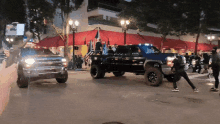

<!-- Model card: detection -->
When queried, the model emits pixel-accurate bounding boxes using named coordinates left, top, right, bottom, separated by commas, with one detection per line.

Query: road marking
left=188, top=73, right=208, bottom=79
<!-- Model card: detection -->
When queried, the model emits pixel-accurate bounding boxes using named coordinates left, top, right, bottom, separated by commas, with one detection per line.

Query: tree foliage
left=118, top=0, right=220, bottom=54
left=28, top=0, right=56, bottom=41
left=52, top=0, right=84, bottom=58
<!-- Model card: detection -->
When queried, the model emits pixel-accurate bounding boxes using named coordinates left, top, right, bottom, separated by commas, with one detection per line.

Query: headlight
left=61, top=58, right=67, bottom=67
left=25, top=58, right=35, bottom=65
left=10, top=38, right=14, bottom=42
left=167, top=57, right=175, bottom=61
left=62, top=58, right=67, bottom=62
left=166, top=56, right=175, bottom=67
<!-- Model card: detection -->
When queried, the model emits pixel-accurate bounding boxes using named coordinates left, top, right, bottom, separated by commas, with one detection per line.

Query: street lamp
left=207, top=35, right=215, bottom=41
left=69, top=19, right=79, bottom=69
left=120, top=20, right=130, bottom=45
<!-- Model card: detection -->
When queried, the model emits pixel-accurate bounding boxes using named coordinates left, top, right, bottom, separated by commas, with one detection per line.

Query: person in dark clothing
left=201, top=53, right=210, bottom=74
left=172, top=56, right=199, bottom=92
left=189, top=53, right=195, bottom=66
left=184, top=53, right=190, bottom=63
left=193, top=55, right=202, bottom=73
left=107, top=46, right=114, bottom=55
left=210, top=48, right=220, bottom=92
left=95, top=39, right=102, bottom=55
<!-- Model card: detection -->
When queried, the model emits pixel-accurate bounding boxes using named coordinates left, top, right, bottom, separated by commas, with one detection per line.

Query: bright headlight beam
left=25, top=58, right=35, bottom=65
left=62, top=58, right=67, bottom=62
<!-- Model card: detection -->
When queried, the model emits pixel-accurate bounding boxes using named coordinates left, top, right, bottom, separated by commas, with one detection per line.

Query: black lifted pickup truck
left=16, top=48, right=68, bottom=88
left=90, top=43, right=187, bottom=86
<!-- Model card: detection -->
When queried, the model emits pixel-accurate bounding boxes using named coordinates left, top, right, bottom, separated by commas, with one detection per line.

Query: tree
left=52, top=0, right=84, bottom=59
left=176, top=0, right=220, bottom=54
left=118, top=0, right=182, bottom=50
left=28, top=0, right=56, bottom=41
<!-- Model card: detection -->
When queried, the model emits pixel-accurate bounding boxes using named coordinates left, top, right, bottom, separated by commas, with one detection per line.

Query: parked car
left=16, top=47, right=68, bottom=88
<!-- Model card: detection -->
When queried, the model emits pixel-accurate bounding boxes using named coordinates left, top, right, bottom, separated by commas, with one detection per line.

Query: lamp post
left=120, top=20, right=130, bottom=45
left=69, top=19, right=79, bottom=69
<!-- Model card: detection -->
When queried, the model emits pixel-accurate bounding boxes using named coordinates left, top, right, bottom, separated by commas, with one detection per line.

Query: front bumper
left=23, top=66, right=67, bottom=78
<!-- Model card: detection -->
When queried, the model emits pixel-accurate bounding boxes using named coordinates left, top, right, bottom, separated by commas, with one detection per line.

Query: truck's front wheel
left=144, top=67, right=163, bottom=86
left=17, top=68, right=29, bottom=88
left=113, top=71, right=125, bottom=77
left=90, top=65, right=105, bottom=79
left=166, top=74, right=181, bottom=82
left=56, top=71, right=68, bottom=83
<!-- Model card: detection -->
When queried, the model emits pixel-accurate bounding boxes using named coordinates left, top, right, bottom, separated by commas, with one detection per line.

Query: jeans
left=173, top=69, right=196, bottom=89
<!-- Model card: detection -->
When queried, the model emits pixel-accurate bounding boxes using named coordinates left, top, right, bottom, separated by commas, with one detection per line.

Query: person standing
left=194, top=54, right=202, bottom=73
left=172, top=56, right=199, bottom=92
left=210, top=48, right=220, bottom=92
left=201, top=53, right=210, bottom=74
left=95, top=39, right=102, bottom=55
left=189, top=53, right=195, bottom=67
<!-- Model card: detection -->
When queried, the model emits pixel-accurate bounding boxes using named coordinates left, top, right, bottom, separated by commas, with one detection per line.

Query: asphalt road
left=0, top=69, right=220, bottom=124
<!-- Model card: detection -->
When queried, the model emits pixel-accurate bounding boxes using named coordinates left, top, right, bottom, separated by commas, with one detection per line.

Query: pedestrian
left=194, top=54, right=202, bottom=73
left=184, top=53, right=190, bottom=63
left=201, top=53, right=210, bottom=74
left=108, top=46, right=114, bottom=55
left=209, top=47, right=220, bottom=92
left=95, top=39, right=102, bottom=55
left=189, top=53, right=195, bottom=67
left=172, top=56, right=199, bottom=92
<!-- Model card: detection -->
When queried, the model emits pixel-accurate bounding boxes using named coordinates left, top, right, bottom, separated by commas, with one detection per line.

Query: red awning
left=185, top=42, right=195, bottom=50
left=137, top=35, right=161, bottom=48
left=68, top=30, right=97, bottom=45
left=36, top=36, right=62, bottom=47
left=99, top=30, right=124, bottom=45
left=163, top=39, right=187, bottom=50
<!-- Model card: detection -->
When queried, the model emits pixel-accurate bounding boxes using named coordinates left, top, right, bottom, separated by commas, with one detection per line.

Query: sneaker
left=193, top=88, right=199, bottom=93
left=172, top=88, right=179, bottom=92
left=210, top=87, right=219, bottom=92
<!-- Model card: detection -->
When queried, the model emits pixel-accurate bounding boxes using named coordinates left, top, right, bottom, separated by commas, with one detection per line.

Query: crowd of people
left=172, top=47, right=220, bottom=92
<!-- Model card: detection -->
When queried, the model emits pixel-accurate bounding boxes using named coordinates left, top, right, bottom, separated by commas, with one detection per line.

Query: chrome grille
left=35, top=57, right=62, bottom=67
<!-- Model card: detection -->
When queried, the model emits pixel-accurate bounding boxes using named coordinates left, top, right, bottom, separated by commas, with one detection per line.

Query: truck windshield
left=151, top=46, right=160, bottom=53
left=21, top=48, right=55, bottom=57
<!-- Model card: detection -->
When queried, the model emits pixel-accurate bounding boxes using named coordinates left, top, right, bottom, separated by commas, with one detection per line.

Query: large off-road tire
left=90, top=65, right=105, bottom=79
left=56, top=71, right=68, bottom=83
left=113, top=71, right=125, bottom=77
left=166, top=74, right=181, bottom=82
left=144, top=67, right=163, bottom=86
left=17, top=68, right=29, bottom=88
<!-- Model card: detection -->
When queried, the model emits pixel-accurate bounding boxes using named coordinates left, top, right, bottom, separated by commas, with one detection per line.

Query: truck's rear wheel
left=17, top=68, right=29, bottom=88
left=56, top=71, right=68, bottom=83
left=144, top=67, right=163, bottom=86
left=90, top=65, right=105, bottom=79
left=166, top=74, right=181, bottom=82
left=113, top=71, right=125, bottom=77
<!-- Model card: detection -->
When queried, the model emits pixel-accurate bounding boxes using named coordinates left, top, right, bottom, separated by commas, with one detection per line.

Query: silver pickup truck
left=17, top=48, right=68, bottom=88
